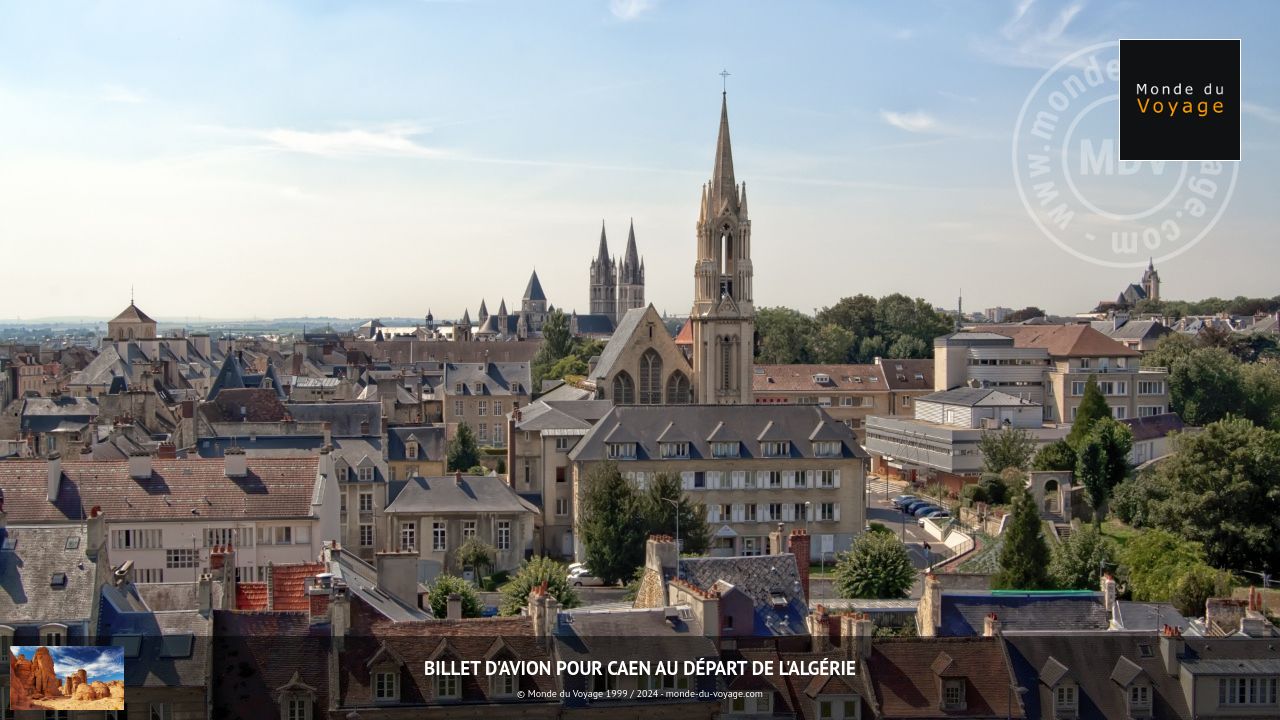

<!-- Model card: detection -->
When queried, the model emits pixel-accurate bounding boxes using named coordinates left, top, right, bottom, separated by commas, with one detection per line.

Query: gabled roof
left=385, top=475, right=539, bottom=515
left=868, top=637, right=1024, bottom=718
left=0, top=525, right=97, bottom=625
left=1120, top=413, right=1187, bottom=442
left=111, top=303, right=156, bottom=324
left=917, top=387, right=1038, bottom=408
left=939, top=591, right=1109, bottom=636
left=387, top=425, right=446, bottom=463
left=211, top=611, right=330, bottom=717
left=988, top=324, right=1141, bottom=358
left=753, top=364, right=886, bottom=392
left=679, top=554, right=809, bottom=637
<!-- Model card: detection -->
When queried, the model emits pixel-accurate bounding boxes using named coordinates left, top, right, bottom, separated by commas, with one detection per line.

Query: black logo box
left=1119, top=39, right=1240, bottom=161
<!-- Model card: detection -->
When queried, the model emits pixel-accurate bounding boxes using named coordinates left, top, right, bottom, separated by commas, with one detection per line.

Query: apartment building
left=752, top=364, right=890, bottom=443
left=440, top=361, right=530, bottom=447
left=568, top=404, right=867, bottom=560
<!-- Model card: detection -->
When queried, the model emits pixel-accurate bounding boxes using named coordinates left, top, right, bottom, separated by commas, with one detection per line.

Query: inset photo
left=9, top=645, right=125, bottom=712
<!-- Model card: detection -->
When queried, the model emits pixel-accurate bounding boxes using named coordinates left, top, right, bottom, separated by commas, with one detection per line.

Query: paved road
left=865, top=478, right=943, bottom=570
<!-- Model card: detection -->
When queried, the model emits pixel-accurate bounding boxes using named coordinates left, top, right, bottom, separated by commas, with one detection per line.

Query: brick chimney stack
left=788, top=529, right=811, bottom=603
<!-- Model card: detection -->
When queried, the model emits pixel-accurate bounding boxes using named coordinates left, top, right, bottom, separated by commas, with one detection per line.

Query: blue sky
left=0, top=0, right=1276, bottom=321
left=11, top=646, right=124, bottom=684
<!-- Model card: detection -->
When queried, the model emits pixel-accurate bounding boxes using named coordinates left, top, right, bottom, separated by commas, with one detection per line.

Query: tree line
left=756, top=293, right=956, bottom=364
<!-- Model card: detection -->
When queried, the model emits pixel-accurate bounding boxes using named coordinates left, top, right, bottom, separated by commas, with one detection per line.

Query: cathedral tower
left=589, top=221, right=618, bottom=321
left=1142, top=258, right=1160, bottom=303
left=617, top=219, right=645, bottom=321
left=690, top=92, right=754, bottom=404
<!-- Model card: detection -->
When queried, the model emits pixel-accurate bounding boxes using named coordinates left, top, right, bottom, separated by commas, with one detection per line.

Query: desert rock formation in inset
left=9, top=648, right=124, bottom=711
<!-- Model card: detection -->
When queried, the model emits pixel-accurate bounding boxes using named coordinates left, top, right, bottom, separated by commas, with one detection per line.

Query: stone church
left=572, top=220, right=646, bottom=337
left=590, top=91, right=756, bottom=405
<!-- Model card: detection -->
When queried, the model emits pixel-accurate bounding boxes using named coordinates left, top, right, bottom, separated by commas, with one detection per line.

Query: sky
left=0, top=0, right=1277, bottom=322
left=11, top=646, right=125, bottom=684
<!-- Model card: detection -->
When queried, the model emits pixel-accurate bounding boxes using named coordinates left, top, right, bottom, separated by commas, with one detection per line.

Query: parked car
left=567, top=562, right=587, bottom=574
left=919, top=511, right=951, bottom=525
left=913, top=504, right=942, bottom=518
left=568, top=568, right=606, bottom=587
left=903, top=500, right=933, bottom=514
left=891, top=495, right=917, bottom=508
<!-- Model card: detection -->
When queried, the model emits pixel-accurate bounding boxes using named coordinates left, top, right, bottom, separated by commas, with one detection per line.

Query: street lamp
left=804, top=501, right=811, bottom=536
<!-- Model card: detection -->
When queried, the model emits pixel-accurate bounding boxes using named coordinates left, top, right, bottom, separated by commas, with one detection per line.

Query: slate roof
left=99, top=595, right=211, bottom=688
left=200, top=388, right=288, bottom=422
left=0, top=524, right=97, bottom=625
left=570, top=404, right=867, bottom=463
left=211, top=611, right=330, bottom=720
left=385, top=475, right=540, bottom=516
left=524, top=270, right=547, bottom=302
left=570, top=313, right=616, bottom=336
left=679, top=554, right=809, bottom=636
left=938, top=591, right=1110, bottom=636
left=1120, top=413, right=1187, bottom=442
left=0, top=457, right=320, bottom=523
left=515, top=399, right=614, bottom=433
left=284, top=401, right=382, bottom=437
left=987, top=323, right=1141, bottom=358
left=868, top=637, right=1024, bottom=718
left=1095, top=318, right=1171, bottom=342
left=1181, top=636, right=1280, bottom=674
left=916, top=387, right=1038, bottom=408
left=386, top=425, right=446, bottom=463
left=589, top=306, right=650, bottom=381
left=326, top=550, right=430, bottom=622
left=727, top=646, right=872, bottom=720
left=442, top=362, right=531, bottom=397
left=1004, top=633, right=1192, bottom=720
left=753, top=364, right=886, bottom=392
left=18, top=396, right=99, bottom=434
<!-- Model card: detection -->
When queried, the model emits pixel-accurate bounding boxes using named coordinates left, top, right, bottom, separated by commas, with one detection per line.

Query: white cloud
left=610, top=0, right=654, bottom=21
left=880, top=110, right=942, bottom=134
left=980, top=0, right=1100, bottom=70
left=102, top=84, right=146, bottom=104
left=51, top=650, right=120, bottom=682
left=203, top=124, right=445, bottom=160
left=1243, top=102, right=1280, bottom=125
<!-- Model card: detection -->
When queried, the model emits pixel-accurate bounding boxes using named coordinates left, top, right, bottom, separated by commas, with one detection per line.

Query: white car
left=567, top=562, right=587, bottom=574
left=568, top=567, right=606, bottom=587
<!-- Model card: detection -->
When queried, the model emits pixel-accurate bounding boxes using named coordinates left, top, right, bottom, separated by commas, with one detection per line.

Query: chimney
left=329, top=580, right=351, bottom=649
left=375, top=552, right=421, bottom=611
left=112, top=560, right=134, bottom=587
left=789, top=529, right=811, bottom=603
left=529, top=582, right=548, bottom=638
left=1101, top=573, right=1117, bottom=614
left=322, top=421, right=333, bottom=448
left=768, top=523, right=785, bottom=556
left=544, top=593, right=561, bottom=639
left=838, top=613, right=874, bottom=659
left=46, top=452, right=62, bottom=502
left=455, top=470, right=463, bottom=486
left=446, top=593, right=462, bottom=621
left=1159, top=624, right=1184, bottom=676
left=86, top=506, right=105, bottom=561
left=197, top=573, right=213, bottom=614
left=644, top=535, right=679, bottom=581
left=1240, top=609, right=1269, bottom=638
left=917, top=571, right=942, bottom=637
left=209, top=545, right=236, bottom=607
left=807, top=605, right=832, bottom=652
left=128, top=451, right=152, bottom=480
left=224, top=447, right=247, bottom=478
left=983, top=612, right=1002, bottom=637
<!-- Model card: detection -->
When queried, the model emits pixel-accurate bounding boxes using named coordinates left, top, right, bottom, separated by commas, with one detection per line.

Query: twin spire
left=595, top=219, right=643, bottom=277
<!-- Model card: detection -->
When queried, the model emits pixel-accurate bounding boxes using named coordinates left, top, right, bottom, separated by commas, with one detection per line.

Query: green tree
left=886, top=335, right=930, bottom=359
left=578, top=461, right=647, bottom=584
left=1033, top=439, right=1077, bottom=471
left=641, top=473, right=710, bottom=555
left=817, top=295, right=879, bottom=340
left=833, top=530, right=916, bottom=599
left=809, top=323, right=856, bottom=363
left=1076, top=418, right=1133, bottom=529
left=755, top=307, right=817, bottom=363
left=454, top=537, right=496, bottom=583
left=1168, top=347, right=1244, bottom=425
left=1241, top=362, right=1280, bottom=431
left=1142, top=332, right=1198, bottom=371
left=1120, top=530, right=1209, bottom=602
left=531, top=308, right=574, bottom=389
left=426, top=574, right=484, bottom=618
left=446, top=423, right=480, bottom=472
left=1007, top=306, right=1046, bottom=322
left=1147, top=417, right=1280, bottom=573
left=1066, top=375, right=1111, bottom=448
left=978, top=427, right=1036, bottom=473
left=1110, top=470, right=1174, bottom=528
left=1169, top=565, right=1236, bottom=619
left=1050, top=525, right=1115, bottom=589
left=992, top=489, right=1053, bottom=590
left=498, top=556, right=581, bottom=616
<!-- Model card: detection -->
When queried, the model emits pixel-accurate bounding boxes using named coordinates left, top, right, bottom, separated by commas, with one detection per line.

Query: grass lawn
left=1100, top=518, right=1142, bottom=549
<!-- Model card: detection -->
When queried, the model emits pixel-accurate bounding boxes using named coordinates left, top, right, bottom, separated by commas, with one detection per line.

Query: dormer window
left=761, top=441, right=788, bottom=458
left=472, top=382, right=484, bottom=394
left=607, top=442, right=636, bottom=460
left=40, top=623, right=67, bottom=646
left=660, top=442, right=689, bottom=459
left=712, top=442, right=739, bottom=458
left=455, top=382, right=463, bottom=394
left=436, top=674, right=460, bottom=700
left=812, top=373, right=831, bottom=384
left=817, top=696, right=862, bottom=719
left=1054, top=685, right=1078, bottom=716
left=492, top=673, right=517, bottom=698
left=374, top=669, right=399, bottom=703
left=1128, top=684, right=1151, bottom=714
left=942, top=679, right=966, bottom=710
left=406, top=441, right=419, bottom=459
left=284, top=697, right=311, bottom=720
left=813, top=441, right=841, bottom=457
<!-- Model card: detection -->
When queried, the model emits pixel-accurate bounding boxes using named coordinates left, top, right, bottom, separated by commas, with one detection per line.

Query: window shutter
left=784, top=472, right=794, bottom=489
left=681, top=471, right=695, bottom=490
left=782, top=504, right=794, bottom=522
left=833, top=504, right=841, bottom=521
left=756, top=471, right=768, bottom=487
left=833, top=469, right=841, bottom=488
left=708, top=471, right=720, bottom=489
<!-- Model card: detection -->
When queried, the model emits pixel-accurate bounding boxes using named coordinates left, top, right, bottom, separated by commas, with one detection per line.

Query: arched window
left=720, top=337, right=734, bottom=391
left=639, top=350, right=663, bottom=404
left=612, top=372, right=634, bottom=404
left=665, top=372, right=691, bottom=404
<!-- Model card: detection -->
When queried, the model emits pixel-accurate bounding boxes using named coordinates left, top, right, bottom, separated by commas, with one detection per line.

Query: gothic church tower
left=589, top=221, right=618, bottom=320
left=616, top=219, right=645, bottom=321
left=690, top=92, right=754, bottom=404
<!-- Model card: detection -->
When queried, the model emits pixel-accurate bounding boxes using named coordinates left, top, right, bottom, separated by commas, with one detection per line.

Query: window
left=1071, top=381, right=1086, bottom=396
left=1138, top=380, right=1165, bottom=395
left=432, top=522, right=447, bottom=552
left=399, top=522, right=416, bottom=551
left=813, top=441, right=841, bottom=457
left=728, top=694, right=773, bottom=715
left=612, top=372, right=635, bottom=404
left=40, top=624, right=66, bottom=646
left=942, top=680, right=965, bottom=709
left=1129, top=684, right=1151, bottom=709
left=454, top=400, right=464, bottom=417
left=902, top=396, right=912, bottom=407
left=556, top=498, right=569, bottom=516
left=337, top=466, right=349, bottom=482
left=767, top=471, right=783, bottom=488
left=436, top=674, right=459, bottom=699
left=666, top=372, right=691, bottom=404
left=359, top=525, right=374, bottom=547
left=607, top=443, right=636, bottom=459
left=1218, top=677, right=1277, bottom=706
left=768, top=503, right=783, bottom=521
left=406, top=441, right=419, bottom=459
left=817, top=697, right=861, bottom=720
left=478, top=423, right=488, bottom=442
left=494, top=424, right=505, bottom=446
left=166, top=549, right=197, bottom=569
left=761, top=441, right=788, bottom=457
left=463, top=521, right=476, bottom=540
left=203, top=527, right=245, bottom=548
left=113, top=528, right=162, bottom=549
left=497, top=521, right=511, bottom=550
left=795, top=503, right=809, bottom=521
left=639, top=349, right=663, bottom=404
left=148, top=707, right=170, bottom=720
left=359, top=491, right=374, bottom=513
left=492, top=674, right=517, bottom=697
left=819, top=503, right=836, bottom=521
left=555, top=437, right=573, bottom=452
left=274, top=527, right=294, bottom=545
left=136, top=568, right=164, bottom=583
left=1138, top=405, right=1165, bottom=417
left=285, top=698, right=310, bottom=720
left=660, top=442, right=689, bottom=459
left=794, top=470, right=808, bottom=487
left=358, top=467, right=374, bottom=482
left=712, top=441, right=739, bottom=458
left=1054, top=685, right=1077, bottom=712
left=1111, top=405, right=1127, bottom=419
left=374, top=671, right=399, bottom=702
left=592, top=673, right=616, bottom=692
left=819, top=470, right=836, bottom=487
left=477, top=400, right=488, bottom=416
left=493, top=401, right=504, bottom=416
left=744, top=504, right=758, bottom=522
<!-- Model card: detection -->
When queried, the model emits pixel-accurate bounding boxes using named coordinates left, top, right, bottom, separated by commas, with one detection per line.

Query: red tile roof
left=236, top=582, right=268, bottom=611
left=674, top=319, right=693, bottom=346
left=867, top=637, right=1024, bottom=718
left=270, top=562, right=326, bottom=613
left=988, top=324, right=1141, bottom=358
left=753, top=364, right=886, bottom=393
left=0, top=457, right=320, bottom=524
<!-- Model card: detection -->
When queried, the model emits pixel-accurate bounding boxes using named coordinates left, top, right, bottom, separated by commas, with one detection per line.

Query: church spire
left=710, top=92, right=738, bottom=213
left=624, top=218, right=639, bottom=270
left=596, top=220, right=609, bottom=263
